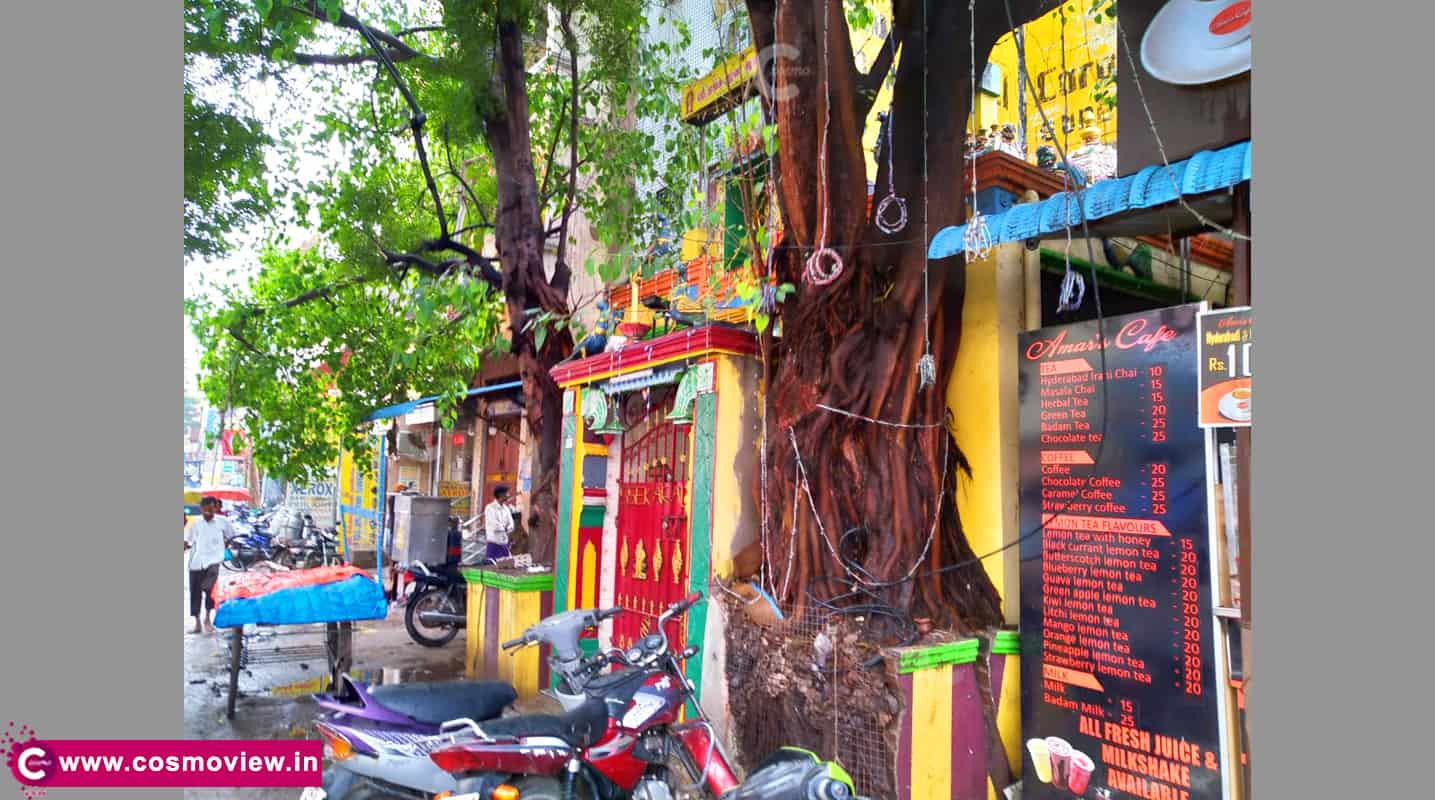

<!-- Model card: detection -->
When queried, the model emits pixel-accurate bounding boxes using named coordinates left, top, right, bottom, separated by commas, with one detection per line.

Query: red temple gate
left=612, top=394, right=690, bottom=650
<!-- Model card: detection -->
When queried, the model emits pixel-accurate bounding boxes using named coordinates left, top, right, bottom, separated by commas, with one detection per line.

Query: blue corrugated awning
left=928, top=140, right=1251, bottom=260
left=365, top=380, right=523, bottom=421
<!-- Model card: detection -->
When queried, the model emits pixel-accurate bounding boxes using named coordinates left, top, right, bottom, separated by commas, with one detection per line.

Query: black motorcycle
left=274, top=514, right=343, bottom=570
left=403, top=561, right=467, bottom=647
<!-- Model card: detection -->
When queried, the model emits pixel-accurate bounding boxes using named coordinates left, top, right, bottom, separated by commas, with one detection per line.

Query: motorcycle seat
left=367, top=681, right=518, bottom=726
left=478, top=696, right=609, bottom=749
left=582, top=667, right=650, bottom=706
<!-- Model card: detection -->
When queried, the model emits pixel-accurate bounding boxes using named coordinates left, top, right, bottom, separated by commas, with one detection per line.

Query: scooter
left=313, top=676, right=518, bottom=800
left=426, top=592, right=744, bottom=800
left=314, top=605, right=626, bottom=799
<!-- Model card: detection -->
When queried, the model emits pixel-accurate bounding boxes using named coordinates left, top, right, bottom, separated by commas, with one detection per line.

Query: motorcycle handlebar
left=596, top=606, right=624, bottom=621
left=501, top=636, right=527, bottom=650
left=670, top=591, right=703, bottom=615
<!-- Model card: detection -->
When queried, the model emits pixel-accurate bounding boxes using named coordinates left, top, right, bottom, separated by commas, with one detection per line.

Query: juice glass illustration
left=1045, top=737, right=1074, bottom=789
left=1068, top=751, right=1096, bottom=795
left=1026, top=738, right=1052, bottom=783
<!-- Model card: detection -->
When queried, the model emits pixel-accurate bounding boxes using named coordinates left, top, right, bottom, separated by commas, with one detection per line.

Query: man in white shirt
left=483, top=485, right=517, bottom=563
left=184, top=496, right=231, bottom=634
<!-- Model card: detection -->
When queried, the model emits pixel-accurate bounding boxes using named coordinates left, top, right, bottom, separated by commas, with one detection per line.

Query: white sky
left=184, top=42, right=368, bottom=398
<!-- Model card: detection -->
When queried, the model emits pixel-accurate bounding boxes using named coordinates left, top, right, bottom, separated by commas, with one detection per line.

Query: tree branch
left=854, top=34, right=897, bottom=121
left=536, top=93, right=569, bottom=209
left=441, top=127, right=487, bottom=226
left=394, top=25, right=444, bottom=37
left=552, top=5, right=580, bottom=295
left=292, top=48, right=410, bottom=66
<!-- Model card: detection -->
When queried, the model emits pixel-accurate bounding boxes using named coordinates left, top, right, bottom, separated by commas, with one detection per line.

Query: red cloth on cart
left=212, top=565, right=370, bottom=606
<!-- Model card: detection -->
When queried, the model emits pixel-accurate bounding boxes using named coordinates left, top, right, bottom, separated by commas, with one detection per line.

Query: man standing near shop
left=184, top=496, right=230, bottom=634
left=483, top=485, right=518, bottom=562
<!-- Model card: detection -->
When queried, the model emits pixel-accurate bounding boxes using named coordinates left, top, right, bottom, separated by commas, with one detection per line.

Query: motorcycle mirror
left=681, top=645, right=700, bottom=660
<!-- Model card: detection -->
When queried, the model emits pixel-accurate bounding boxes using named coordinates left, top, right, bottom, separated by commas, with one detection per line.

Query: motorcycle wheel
left=404, top=587, right=461, bottom=647
left=272, top=547, right=296, bottom=570
left=222, top=545, right=255, bottom=572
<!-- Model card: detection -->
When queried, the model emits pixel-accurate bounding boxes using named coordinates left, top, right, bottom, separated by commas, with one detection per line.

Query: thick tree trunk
left=748, top=0, right=1044, bottom=631
left=486, top=14, right=573, bottom=566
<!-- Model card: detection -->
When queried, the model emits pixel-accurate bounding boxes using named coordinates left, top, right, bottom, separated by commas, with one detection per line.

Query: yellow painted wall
left=947, top=242, right=1030, bottom=624
left=986, top=5, right=1118, bottom=153
left=854, top=3, right=1116, bottom=164
left=709, top=357, right=762, bottom=579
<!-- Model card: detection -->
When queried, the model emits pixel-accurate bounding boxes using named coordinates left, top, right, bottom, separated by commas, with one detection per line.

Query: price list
left=1017, top=305, right=1226, bottom=800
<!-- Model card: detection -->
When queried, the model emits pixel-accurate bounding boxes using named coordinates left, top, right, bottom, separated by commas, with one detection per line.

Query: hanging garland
left=916, top=0, right=936, bottom=389
left=962, top=0, right=993, bottom=264
left=1054, top=3, right=1086, bottom=313
left=804, top=0, right=844, bottom=286
left=874, top=82, right=908, bottom=235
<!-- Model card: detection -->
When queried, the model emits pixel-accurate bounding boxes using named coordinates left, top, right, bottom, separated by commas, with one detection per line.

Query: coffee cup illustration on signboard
left=1141, top=0, right=1252, bottom=85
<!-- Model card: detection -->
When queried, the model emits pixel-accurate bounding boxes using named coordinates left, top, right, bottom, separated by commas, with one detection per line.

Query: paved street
left=181, top=559, right=554, bottom=799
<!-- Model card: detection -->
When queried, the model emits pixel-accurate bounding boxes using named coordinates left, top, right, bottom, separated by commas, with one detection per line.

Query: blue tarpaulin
left=213, top=575, right=388, bottom=628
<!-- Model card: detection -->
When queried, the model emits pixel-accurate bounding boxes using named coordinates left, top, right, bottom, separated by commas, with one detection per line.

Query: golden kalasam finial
left=626, top=271, right=643, bottom=324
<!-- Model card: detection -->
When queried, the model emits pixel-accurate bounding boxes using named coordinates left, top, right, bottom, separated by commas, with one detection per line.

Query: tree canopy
left=185, top=0, right=710, bottom=493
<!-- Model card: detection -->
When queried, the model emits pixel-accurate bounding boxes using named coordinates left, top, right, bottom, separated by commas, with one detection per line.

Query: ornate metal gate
left=613, top=393, right=691, bottom=650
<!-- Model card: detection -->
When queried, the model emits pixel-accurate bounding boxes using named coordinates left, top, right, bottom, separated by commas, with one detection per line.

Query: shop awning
left=365, top=380, right=523, bottom=422
left=928, top=140, right=1250, bottom=260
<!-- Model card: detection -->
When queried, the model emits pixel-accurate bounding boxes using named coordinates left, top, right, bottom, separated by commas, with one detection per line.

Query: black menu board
left=1018, top=305, right=1225, bottom=800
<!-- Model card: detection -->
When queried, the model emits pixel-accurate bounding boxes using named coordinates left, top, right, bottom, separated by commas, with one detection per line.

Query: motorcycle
left=426, top=591, right=744, bottom=800
left=223, top=527, right=282, bottom=571
left=275, top=514, right=343, bottom=570
left=403, top=562, right=467, bottom=648
left=313, top=675, right=518, bottom=800
left=314, top=605, right=627, bottom=799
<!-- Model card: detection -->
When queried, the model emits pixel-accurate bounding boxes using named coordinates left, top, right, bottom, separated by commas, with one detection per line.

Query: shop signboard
left=680, top=46, right=759, bottom=125
left=438, top=480, right=472, bottom=516
left=1018, top=304, right=1229, bottom=800
left=287, top=479, right=336, bottom=529
left=1196, top=307, right=1252, bottom=428
left=1116, top=0, right=1251, bottom=175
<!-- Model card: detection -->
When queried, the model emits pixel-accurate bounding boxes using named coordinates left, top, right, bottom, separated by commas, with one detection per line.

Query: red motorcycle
left=427, top=591, right=740, bottom=800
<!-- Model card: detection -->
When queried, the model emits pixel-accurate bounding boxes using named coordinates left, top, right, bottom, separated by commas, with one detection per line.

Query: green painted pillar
left=554, top=391, right=579, bottom=615
left=685, top=386, right=718, bottom=703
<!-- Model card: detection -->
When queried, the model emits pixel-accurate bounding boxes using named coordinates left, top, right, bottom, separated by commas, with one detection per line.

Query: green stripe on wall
left=579, top=506, right=605, bottom=529
left=554, top=414, right=578, bottom=615
left=685, top=391, right=718, bottom=706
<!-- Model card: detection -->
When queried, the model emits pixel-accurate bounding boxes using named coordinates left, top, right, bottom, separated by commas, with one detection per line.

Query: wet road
left=181, top=558, right=556, bottom=799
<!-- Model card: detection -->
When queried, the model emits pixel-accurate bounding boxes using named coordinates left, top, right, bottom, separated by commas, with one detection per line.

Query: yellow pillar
left=947, top=241, right=1031, bottom=624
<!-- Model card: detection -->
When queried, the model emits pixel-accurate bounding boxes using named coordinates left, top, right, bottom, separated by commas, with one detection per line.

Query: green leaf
left=255, top=0, right=274, bottom=20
